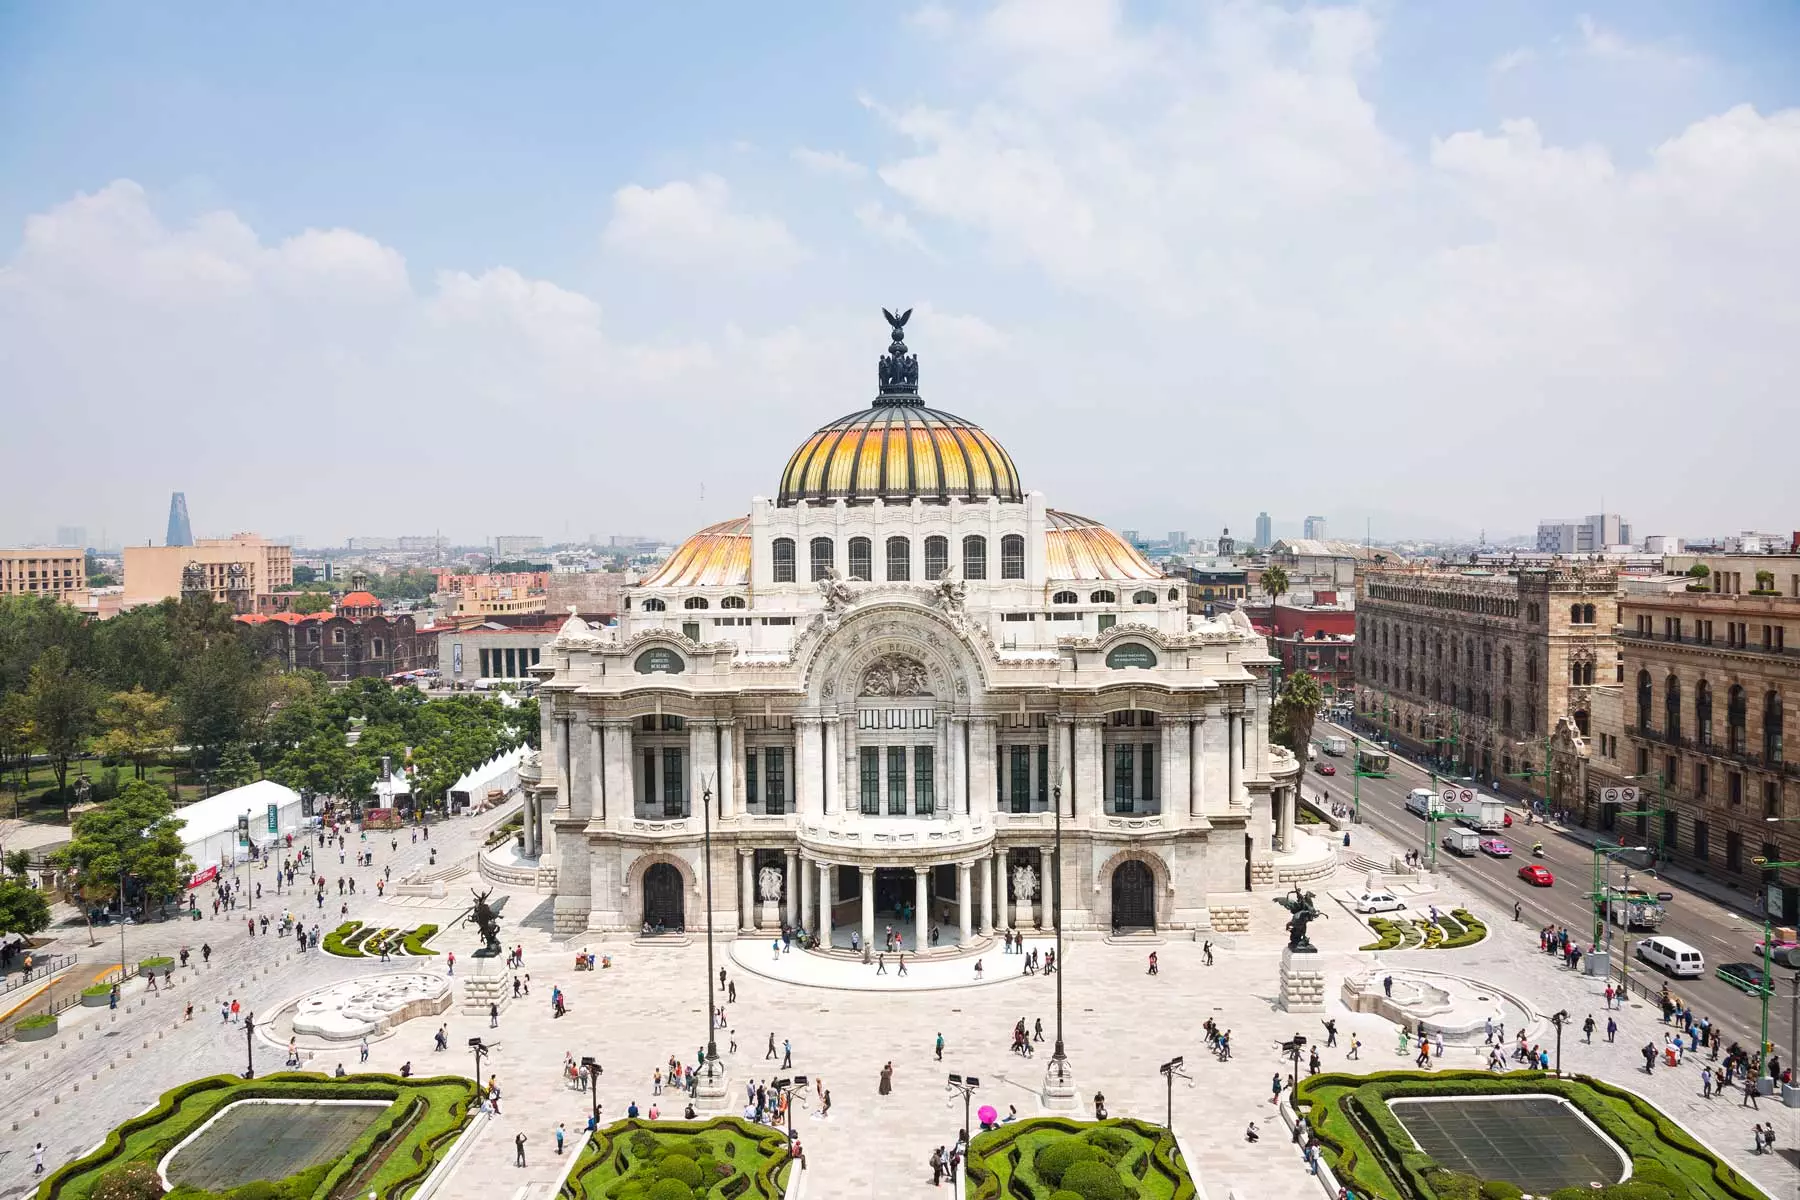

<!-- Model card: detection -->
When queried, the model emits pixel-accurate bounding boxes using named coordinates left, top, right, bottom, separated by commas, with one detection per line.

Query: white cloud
left=854, top=201, right=930, bottom=253
left=602, top=175, right=804, bottom=271
left=791, top=146, right=867, bottom=180
left=1576, top=14, right=1701, bottom=70
left=1491, top=47, right=1534, bottom=74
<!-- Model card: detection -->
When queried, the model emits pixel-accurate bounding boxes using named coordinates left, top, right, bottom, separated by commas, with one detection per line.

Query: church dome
left=776, top=310, right=1023, bottom=507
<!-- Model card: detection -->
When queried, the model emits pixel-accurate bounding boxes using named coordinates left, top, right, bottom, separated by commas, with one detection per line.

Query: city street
left=1311, top=719, right=1794, bottom=1061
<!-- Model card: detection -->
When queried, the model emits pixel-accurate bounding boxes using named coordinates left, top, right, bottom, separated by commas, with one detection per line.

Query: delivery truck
left=1441, top=827, right=1481, bottom=857
left=1322, top=735, right=1349, bottom=757
left=1452, top=794, right=1507, bottom=833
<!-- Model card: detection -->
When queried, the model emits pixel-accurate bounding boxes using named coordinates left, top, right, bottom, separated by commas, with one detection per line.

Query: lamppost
left=947, top=1073, right=979, bottom=1144
left=1507, top=735, right=1555, bottom=820
left=1618, top=774, right=1672, bottom=864
left=1045, top=784, right=1071, bottom=1100
left=1588, top=844, right=1647, bottom=951
left=1750, top=831, right=1800, bottom=1084
left=1158, top=1056, right=1186, bottom=1129
left=580, top=1056, right=602, bottom=1124
left=1548, top=1010, right=1569, bottom=1076
left=771, top=1075, right=806, bottom=1141
left=244, top=1012, right=257, bottom=1079
left=469, top=1037, right=490, bottom=1093
left=1281, top=1035, right=1306, bottom=1097
left=699, top=779, right=721, bottom=1093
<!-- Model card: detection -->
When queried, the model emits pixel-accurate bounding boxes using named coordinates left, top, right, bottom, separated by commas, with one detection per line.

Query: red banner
left=363, top=808, right=402, bottom=830
left=188, top=864, right=219, bottom=889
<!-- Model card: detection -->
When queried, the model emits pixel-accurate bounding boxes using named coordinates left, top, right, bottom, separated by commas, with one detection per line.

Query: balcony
left=1618, top=629, right=1797, bottom=662
left=796, top=811, right=994, bottom=865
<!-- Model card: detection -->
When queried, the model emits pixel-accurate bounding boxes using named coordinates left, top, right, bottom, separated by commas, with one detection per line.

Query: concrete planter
left=81, top=990, right=114, bottom=1007
left=1782, top=1083, right=1800, bottom=1108
left=15, top=1017, right=58, bottom=1041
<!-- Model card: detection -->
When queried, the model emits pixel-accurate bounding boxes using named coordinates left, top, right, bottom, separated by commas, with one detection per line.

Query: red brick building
left=1265, top=596, right=1357, bottom=697
left=238, top=589, right=433, bottom=681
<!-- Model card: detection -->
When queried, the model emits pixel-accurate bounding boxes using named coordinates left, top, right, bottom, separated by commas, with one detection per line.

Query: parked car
left=1479, top=838, right=1512, bottom=858
left=1517, top=864, right=1554, bottom=887
left=1636, top=936, right=1704, bottom=978
left=1314, top=762, right=1336, bottom=776
left=1353, top=889, right=1406, bottom=914
left=1750, top=937, right=1800, bottom=960
left=1717, top=961, right=1773, bottom=995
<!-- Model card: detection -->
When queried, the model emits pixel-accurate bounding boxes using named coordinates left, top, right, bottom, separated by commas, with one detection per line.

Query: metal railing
left=0, top=960, right=140, bottom=1044
left=0, top=952, right=78, bottom=999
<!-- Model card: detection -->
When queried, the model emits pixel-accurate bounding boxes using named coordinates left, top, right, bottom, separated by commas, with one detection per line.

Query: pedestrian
left=1323, top=1019, right=1338, bottom=1047
left=935, top=1032, right=944, bottom=1061
left=1583, top=1014, right=1595, bottom=1043
left=930, top=1146, right=944, bottom=1187
left=447, top=951, right=455, bottom=977
left=1347, top=1035, right=1360, bottom=1060
left=490, top=1002, right=499, bottom=1029
left=879, top=1062, right=893, bottom=1096
left=974, top=959, right=983, bottom=980
left=360, top=1037, right=370, bottom=1063
left=875, top=953, right=887, bottom=975
left=1702, top=1066, right=1713, bottom=1098
left=33, top=1143, right=45, bottom=1175
left=1147, top=951, right=1158, bottom=975
left=897, top=953, right=908, bottom=976
left=767, top=1033, right=777, bottom=1060
left=1606, top=1016, right=1617, bottom=1043
left=1271, top=1073, right=1283, bottom=1104
left=1742, top=1077, right=1759, bottom=1108
left=1604, top=983, right=1616, bottom=1009
left=1202, top=939, right=1214, bottom=966
left=782, top=1038, right=792, bottom=1068
left=515, top=1132, right=527, bottom=1167
left=727, top=979, right=737, bottom=1002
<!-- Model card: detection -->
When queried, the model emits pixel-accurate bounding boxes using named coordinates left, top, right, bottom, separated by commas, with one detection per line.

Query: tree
left=1273, top=670, right=1324, bottom=756
left=0, top=691, right=33, bottom=797
left=97, top=687, right=175, bottom=779
left=213, top=742, right=260, bottom=789
left=27, top=646, right=100, bottom=805
left=174, top=636, right=262, bottom=767
left=291, top=591, right=332, bottom=615
left=1263, top=564, right=1289, bottom=605
left=1755, top=569, right=1776, bottom=593
left=5, top=847, right=32, bottom=879
left=0, top=877, right=50, bottom=938
left=56, top=781, right=193, bottom=941
left=292, top=565, right=319, bottom=585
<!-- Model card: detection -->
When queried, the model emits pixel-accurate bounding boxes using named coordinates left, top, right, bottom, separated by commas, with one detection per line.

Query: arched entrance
left=1111, top=860, right=1155, bottom=931
left=644, top=862, right=685, bottom=932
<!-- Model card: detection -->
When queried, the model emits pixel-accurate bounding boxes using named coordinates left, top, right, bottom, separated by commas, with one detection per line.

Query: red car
left=1314, top=762, right=1336, bottom=776
left=1517, top=864, right=1554, bottom=887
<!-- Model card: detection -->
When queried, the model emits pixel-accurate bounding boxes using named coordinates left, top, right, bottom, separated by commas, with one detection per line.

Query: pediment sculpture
left=861, top=653, right=932, bottom=697
left=757, top=865, right=785, bottom=902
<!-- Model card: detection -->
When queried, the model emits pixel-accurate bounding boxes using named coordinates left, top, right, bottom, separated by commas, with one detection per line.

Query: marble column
left=521, top=786, right=537, bottom=857
left=821, top=719, right=840, bottom=815
left=604, top=720, right=633, bottom=823
left=688, top=720, right=712, bottom=817
left=783, top=848, right=799, bottom=928
left=587, top=723, right=604, bottom=820
left=996, top=846, right=1010, bottom=929
left=957, top=860, right=973, bottom=944
left=717, top=723, right=736, bottom=819
left=796, top=718, right=823, bottom=817
left=859, top=866, right=876, bottom=953
left=949, top=718, right=967, bottom=814
left=818, top=861, right=833, bottom=946
left=914, top=867, right=929, bottom=954
left=1074, top=718, right=1103, bottom=817
left=978, top=856, right=994, bottom=936
left=1227, top=711, right=1242, bottom=807
left=738, top=849, right=755, bottom=932
left=1189, top=717, right=1204, bottom=816
left=799, top=856, right=814, bottom=938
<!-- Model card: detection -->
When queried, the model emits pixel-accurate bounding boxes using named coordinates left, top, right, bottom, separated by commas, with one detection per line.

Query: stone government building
left=528, top=312, right=1299, bottom=945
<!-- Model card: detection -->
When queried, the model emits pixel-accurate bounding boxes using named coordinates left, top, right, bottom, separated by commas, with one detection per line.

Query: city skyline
left=3, top=3, right=1797, bottom=546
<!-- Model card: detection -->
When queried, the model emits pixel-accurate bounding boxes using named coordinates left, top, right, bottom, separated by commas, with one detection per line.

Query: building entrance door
left=644, top=862, right=685, bottom=931
left=1111, top=860, right=1155, bottom=930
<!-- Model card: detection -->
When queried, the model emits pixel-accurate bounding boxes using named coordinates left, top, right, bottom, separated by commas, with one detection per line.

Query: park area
left=35, top=1072, right=476, bottom=1200
left=1292, top=1069, right=1771, bottom=1200
left=560, top=1117, right=792, bottom=1200
left=964, top=1117, right=1198, bottom=1200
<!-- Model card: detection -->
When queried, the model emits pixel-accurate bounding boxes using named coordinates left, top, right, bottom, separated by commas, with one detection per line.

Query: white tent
left=448, top=745, right=528, bottom=812
left=173, top=779, right=305, bottom=871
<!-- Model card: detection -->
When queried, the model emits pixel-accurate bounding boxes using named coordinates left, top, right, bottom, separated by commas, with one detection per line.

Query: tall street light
left=700, top=779, right=721, bottom=1091
left=1751, top=818, right=1800, bottom=1084
left=244, top=1012, right=257, bottom=1079
left=1548, top=1010, right=1569, bottom=1077
left=580, top=1056, right=602, bottom=1125
left=1045, top=784, right=1071, bottom=1100
left=946, top=1073, right=979, bottom=1144
left=469, top=1037, right=490, bottom=1093
left=1158, top=1056, right=1186, bottom=1129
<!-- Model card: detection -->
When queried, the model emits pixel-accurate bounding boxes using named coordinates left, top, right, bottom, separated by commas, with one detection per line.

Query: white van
left=1404, top=789, right=1442, bottom=818
left=1635, top=936, right=1704, bottom=978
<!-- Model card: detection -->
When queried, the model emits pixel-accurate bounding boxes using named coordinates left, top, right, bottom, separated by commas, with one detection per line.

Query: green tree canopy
left=1273, top=670, right=1324, bottom=756
left=28, top=645, right=100, bottom=800
left=291, top=592, right=332, bottom=614
left=97, top=686, right=175, bottom=779
left=1262, top=564, right=1289, bottom=604
left=0, top=877, right=50, bottom=937
left=56, top=780, right=192, bottom=933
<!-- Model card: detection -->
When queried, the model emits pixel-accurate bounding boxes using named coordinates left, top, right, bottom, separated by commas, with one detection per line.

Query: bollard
left=109, top=1061, right=116, bottom=1070
left=92, top=1072, right=98, bottom=1080
left=126, top=1050, right=132, bottom=1059
left=73, top=1084, right=79, bottom=1093
left=53, top=1094, right=60, bottom=1104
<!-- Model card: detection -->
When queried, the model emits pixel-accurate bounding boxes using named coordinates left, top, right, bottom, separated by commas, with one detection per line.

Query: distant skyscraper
left=165, top=492, right=193, bottom=547
left=1536, top=512, right=1632, bottom=554
left=55, top=526, right=87, bottom=549
left=1303, top=515, right=1326, bottom=540
left=1254, top=512, right=1272, bottom=550
left=1166, top=530, right=1187, bottom=552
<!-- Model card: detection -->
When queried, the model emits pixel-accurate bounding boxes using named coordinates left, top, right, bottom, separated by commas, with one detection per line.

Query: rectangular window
left=765, top=748, right=786, bottom=815
left=1113, top=744, right=1135, bottom=810
left=1140, top=742, right=1158, bottom=805
left=887, top=746, right=908, bottom=815
left=1693, top=819, right=1710, bottom=861
left=1036, top=744, right=1049, bottom=806
left=1636, top=747, right=1649, bottom=775
left=643, top=750, right=656, bottom=810
left=744, top=750, right=759, bottom=808
left=1728, top=772, right=1742, bottom=805
left=1662, top=809, right=1678, bottom=850
left=913, top=747, right=935, bottom=814
left=848, top=538, right=872, bottom=582
left=1766, top=780, right=1780, bottom=817
left=1695, top=763, right=1709, bottom=800
left=1098, top=614, right=1116, bottom=633
left=1001, top=535, right=1025, bottom=579
left=1010, top=744, right=1031, bottom=812
left=682, top=622, right=700, bottom=642
left=479, top=648, right=490, bottom=676
left=1724, top=830, right=1741, bottom=872
left=886, top=537, right=911, bottom=582
left=860, top=747, right=880, bottom=815
left=662, top=748, right=684, bottom=816
left=504, top=647, right=516, bottom=676
left=924, top=536, right=948, bottom=579
left=531, top=649, right=540, bottom=666
left=810, top=537, right=834, bottom=582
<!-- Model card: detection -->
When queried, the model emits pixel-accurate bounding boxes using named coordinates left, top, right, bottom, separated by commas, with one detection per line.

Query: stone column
left=978, top=856, right=994, bottom=935
left=688, top=720, right=712, bottom=818
left=1074, top=718, right=1103, bottom=817
left=822, top=719, right=841, bottom=815
left=521, top=786, right=537, bottom=856
left=996, top=846, right=1011, bottom=929
left=550, top=715, right=569, bottom=798
left=818, top=860, right=834, bottom=946
left=717, top=722, right=736, bottom=819
left=949, top=718, right=967, bottom=814
left=796, top=718, right=823, bottom=817
left=969, top=718, right=997, bottom=815
left=957, top=860, right=973, bottom=944
left=604, top=720, right=633, bottom=824
left=859, top=866, right=876, bottom=954
left=1189, top=717, right=1204, bottom=816
left=587, top=723, right=603, bottom=820
left=934, top=712, right=952, bottom=813
left=738, top=849, right=755, bottom=932
left=1227, top=710, right=1242, bottom=808
left=783, top=849, right=798, bottom=928
left=799, top=856, right=814, bottom=937
left=914, top=867, right=929, bottom=954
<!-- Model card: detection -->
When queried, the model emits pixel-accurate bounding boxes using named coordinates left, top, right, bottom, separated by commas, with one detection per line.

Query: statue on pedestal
left=1274, top=885, right=1325, bottom=953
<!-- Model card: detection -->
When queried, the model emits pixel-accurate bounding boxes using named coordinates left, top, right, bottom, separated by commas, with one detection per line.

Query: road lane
left=1304, top=722, right=1784, bottom=1057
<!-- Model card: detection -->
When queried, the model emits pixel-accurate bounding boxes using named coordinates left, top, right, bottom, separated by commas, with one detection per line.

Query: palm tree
left=1263, top=564, right=1289, bottom=605
left=1275, top=670, right=1324, bottom=756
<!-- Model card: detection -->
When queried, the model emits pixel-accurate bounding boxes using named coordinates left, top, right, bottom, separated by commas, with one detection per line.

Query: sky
left=2, top=1, right=1798, bottom=550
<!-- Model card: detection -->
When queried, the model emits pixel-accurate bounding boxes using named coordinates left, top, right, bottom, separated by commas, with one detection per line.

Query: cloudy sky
left=3, top=2, right=1797, bottom=550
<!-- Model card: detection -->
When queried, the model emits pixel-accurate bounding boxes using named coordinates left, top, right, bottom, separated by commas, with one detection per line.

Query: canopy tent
left=173, top=779, right=305, bottom=871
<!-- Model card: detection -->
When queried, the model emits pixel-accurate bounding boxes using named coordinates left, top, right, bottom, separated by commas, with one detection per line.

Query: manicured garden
left=1361, top=908, right=1486, bottom=951
left=560, top=1117, right=792, bottom=1200
left=322, top=921, right=439, bottom=957
left=36, top=1072, right=477, bottom=1200
left=1292, top=1069, right=1771, bottom=1200
left=965, top=1117, right=1197, bottom=1200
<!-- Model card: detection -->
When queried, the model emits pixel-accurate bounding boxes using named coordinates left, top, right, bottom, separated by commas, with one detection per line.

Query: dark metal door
left=644, top=863, right=685, bottom=931
left=1111, top=860, right=1154, bottom=930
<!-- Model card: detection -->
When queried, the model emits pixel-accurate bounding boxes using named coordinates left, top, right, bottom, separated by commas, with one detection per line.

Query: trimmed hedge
left=323, top=921, right=438, bottom=958
left=1442, top=909, right=1487, bottom=949
left=323, top=921, right=363, bottom=957
left=137, top=957, right=174, bottom=973
left=1292, top=1069, right=1771, bottom=1200
left=37, top=1072, right=477, bottom=1200
left=559, top=1117, right=791, bottom=1200
left=966, top=1117, right=1196, bottom=1200
left=17, top=1013, right=57, bottom=1030
left=402, top=924, right=439, bottom=956
left=82, top=983, right=115, bottom=998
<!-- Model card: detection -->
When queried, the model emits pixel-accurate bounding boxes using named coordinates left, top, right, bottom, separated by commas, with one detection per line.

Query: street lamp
left=1158, top=1056, right=1187, bottom=1129
left=771, top=1075, right=806, bottom=1141
left=1548, top=1010, right=1569, bottom=1077
left=946, top=1073, right=979, bottom=1144
left=580, top=1056, right=602, bottom=1124
left=1750, top=834, right=1800, bottom=1085
left=1588, top=844, right=1647, bottom=954
left=469, top=1037, right=489, bottom=1094
left=699, top=778, right=721, bottom=1092
left=1046, top=784, right=1071, bottom=1099
left=244, top=1012, right=257, bottom=1079
left=1281, top=1035, right=1307, bottom=1097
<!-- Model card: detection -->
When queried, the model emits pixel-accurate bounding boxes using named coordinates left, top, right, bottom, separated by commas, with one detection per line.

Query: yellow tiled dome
left=777, top=406, right=1023, bottom=506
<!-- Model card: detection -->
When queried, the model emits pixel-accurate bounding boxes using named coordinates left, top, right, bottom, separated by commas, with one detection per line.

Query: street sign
left=266, top=802, right=278, bottom=834
left=1440, top=788, right=1458, bottom=809
left=1459, top=788, right=1475, bottom=805
left=1601, top=787, right=1619, bottom=804
left=1619, top=787, right=1640, bottom=805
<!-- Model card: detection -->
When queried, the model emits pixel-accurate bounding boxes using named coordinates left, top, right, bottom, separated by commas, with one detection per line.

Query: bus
left=1354, top=742, right=1390, bottom=778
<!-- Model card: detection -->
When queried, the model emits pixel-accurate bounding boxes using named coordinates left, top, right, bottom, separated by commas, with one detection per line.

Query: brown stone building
left=1355, top=565, right=1619, bottom=795
left=238, top=589, right=432, bottom=682
left=1582, top=582, right=1798, bottom=920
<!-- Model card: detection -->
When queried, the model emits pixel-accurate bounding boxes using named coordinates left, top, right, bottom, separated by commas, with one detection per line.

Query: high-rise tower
left=165, top=492, right=193, bottom=547
left=1254, top=511, right=1272, bottom=550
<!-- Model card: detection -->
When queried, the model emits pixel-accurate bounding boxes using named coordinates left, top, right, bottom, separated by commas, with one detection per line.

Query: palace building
left=528, top=312, right=1298, bottom=945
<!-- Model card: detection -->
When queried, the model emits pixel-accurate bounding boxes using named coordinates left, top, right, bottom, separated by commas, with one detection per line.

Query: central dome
left=776, top=309, right=1024, bottom=506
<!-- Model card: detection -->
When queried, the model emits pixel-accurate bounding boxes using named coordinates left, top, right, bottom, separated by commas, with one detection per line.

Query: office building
left=1254, top=512, right=1272, bottom=551
left=166, top=492, right=193, bottom=547
left=494, top=535, right=545, bottom=560
left=1, top=547, right=87, bottom=603
left=55, top=526, right=87, bottom=550
left=1536, top=513, right=1632, bottom=554
left=1302, top=515, right=1327, bottom=541
left=124, top=533, right=294, bottom=613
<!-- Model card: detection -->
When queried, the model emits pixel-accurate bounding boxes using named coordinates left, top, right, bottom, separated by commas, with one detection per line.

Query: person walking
left=1606, top=1016, right=1617, bottom=1044
left=1582, top=1014, right=1595, bottom=1043
left=1347, top=1034, right=1360, bottom=1060
left=33, top=1143, right=45, bottom=1175
left=489, top=1002, right=499, bottom=1029
left=555, top=1123, right=566, bottom=1155
left=1147, top=951, right=1158, bottom=975
left=782, top=1038, right=792, bottom=1068
left=1741, top=1076, right=1760, bottom=1108
left=727, top=979, right=737, bottom=1002
left=1202, top=939, right=1214, bottom=965
left=879, top=1062, right=893, bottom=1096
left=360, top=1037, right=370, bottom=1063
left=767, top=1033, right=777, bottom=1061
left=515, top=1132, right=527, bottom=1167
left=897, top=953, right=908, bottom=976
left=1323, top=1019, right=1338, bottom=1047
left=935, top=1032, right=944, bottom=1061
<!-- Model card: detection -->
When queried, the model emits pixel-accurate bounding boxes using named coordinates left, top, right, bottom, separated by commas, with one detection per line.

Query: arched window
left=1503, top=647, right=1513, bottom=682
left=1434, top=634, right=1443, bottom=661
left=683, top=596, right=709, bottom=610
left=847, top=536, right=872, bottom=581
left=1465, top=637, right=1474, bottom=665
left=1765, top=691, right=1784, bottom=764
left=1695, top=679, right=1713, bottom=747
left=1483, top=642, right=1492, bottom=672
left=1636, top=670, right=1652, bottom=731
left=643, top=597, right=667, bottom=612
left=720, top=596, right=746, bottom=609
left=924, top=535, right=949, bottom=579
left=1090, top=590, right=1116, bottom=604
left=1526, top=656, right=1537, bottom=684
left=809, top=536, right=834, bottom=582
left=1132, top=590, right=1156, bottom=604
left=886, top=536, right=911, bottom=582
left=1502, top=696, right=1514, bottom=729
left=1052, top=590, right=1077, bottom=604
left=1571, top=661, right=1582, bottom=686
left=962, top=535, right=987, bottom=580
left=772, top=537, right=796, bottom=583
left=1168, top=587, right=1180, bottom=601
left=1583, top=604, right=1596, bottom=624
left=1483, top=690, right=1492, bottom=718
left=1000, top=534, right=1025, bottom=579
left=1727, top=684, right=1747, bottom=755
left=1571, top=603, right=1583, bottom=624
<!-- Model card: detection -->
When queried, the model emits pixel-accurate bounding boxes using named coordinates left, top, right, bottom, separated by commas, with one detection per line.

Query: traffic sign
left=1601, top=787, right=1620, bottom=805
left=1619, top=786, right=1640, bottom=805
left=1440, top=788, right=1459, bottom=807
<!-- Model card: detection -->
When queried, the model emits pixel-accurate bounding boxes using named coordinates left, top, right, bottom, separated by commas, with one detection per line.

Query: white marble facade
left=529, top=315, right=1298, bottom=943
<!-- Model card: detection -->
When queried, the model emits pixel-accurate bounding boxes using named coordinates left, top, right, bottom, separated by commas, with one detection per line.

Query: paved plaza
left=2, top=805, right=1794, bottom=1200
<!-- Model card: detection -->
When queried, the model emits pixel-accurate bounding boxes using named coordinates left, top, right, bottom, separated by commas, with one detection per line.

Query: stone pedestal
left=1013, top=901, right=1040, bottom=929
left=694, top=1058, right=733, bottom=1113
left=1040, top=1055, right=1079, bottom=1111
left=459, top=959, right=511, bottom=1017
left=1277, top=946, right=1326, bottom=1014
left=759, top=901, right=782, bottom=930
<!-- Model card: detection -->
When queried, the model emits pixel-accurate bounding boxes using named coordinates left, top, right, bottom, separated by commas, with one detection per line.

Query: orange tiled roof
left=235, top=613, right=270, bottom=625
left=1045, top=510, right=1161, bottom=581
left=338, top=591, right=380, bottom=609
left=640, top=516, right=752, bottom=588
